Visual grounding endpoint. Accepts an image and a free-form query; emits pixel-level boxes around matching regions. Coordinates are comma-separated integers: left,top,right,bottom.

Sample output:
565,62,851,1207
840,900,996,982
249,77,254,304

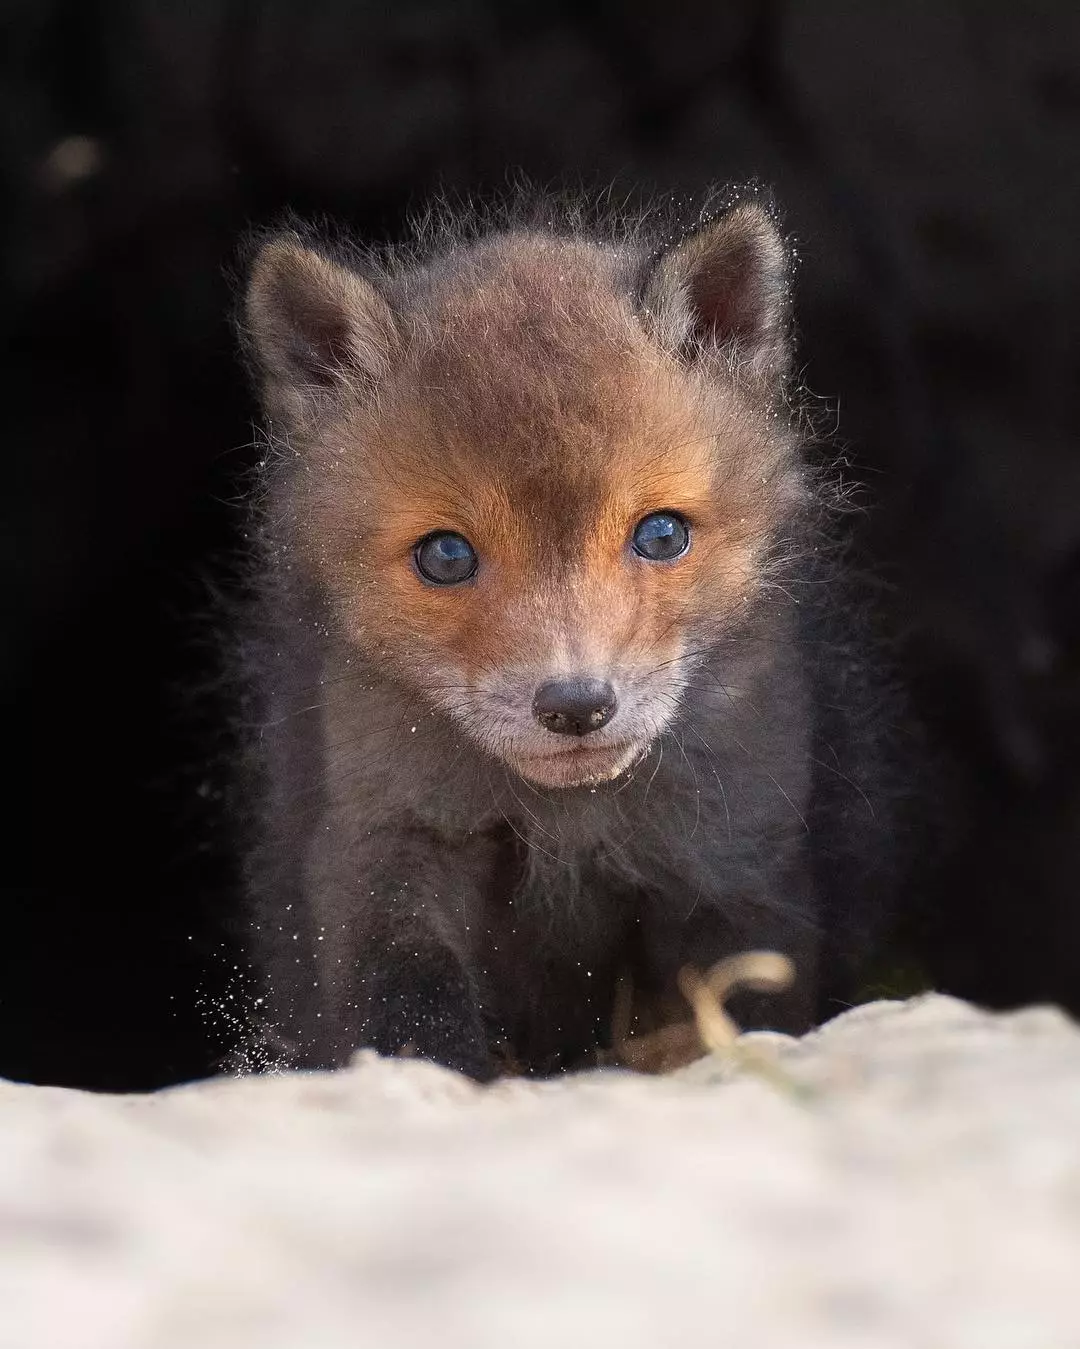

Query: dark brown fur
235,190,903,1078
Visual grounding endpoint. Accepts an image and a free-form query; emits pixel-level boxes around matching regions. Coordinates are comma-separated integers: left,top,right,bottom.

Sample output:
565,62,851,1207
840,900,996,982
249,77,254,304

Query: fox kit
237,191,903,1079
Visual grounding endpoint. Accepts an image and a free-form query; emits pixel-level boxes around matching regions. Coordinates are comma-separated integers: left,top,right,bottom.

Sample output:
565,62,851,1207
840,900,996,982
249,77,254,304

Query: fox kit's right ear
244,237,399,429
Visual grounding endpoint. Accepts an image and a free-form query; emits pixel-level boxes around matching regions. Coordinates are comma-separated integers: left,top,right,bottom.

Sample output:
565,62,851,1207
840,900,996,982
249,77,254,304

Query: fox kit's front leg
302,822,494,1080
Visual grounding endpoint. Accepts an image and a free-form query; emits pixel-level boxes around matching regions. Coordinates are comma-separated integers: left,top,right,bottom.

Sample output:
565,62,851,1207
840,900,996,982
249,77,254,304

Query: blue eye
631,512,690,562
414,531,478,585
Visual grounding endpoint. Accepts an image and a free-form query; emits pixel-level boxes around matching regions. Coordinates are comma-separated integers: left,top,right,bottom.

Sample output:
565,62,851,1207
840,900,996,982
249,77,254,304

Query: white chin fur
512,740,649,790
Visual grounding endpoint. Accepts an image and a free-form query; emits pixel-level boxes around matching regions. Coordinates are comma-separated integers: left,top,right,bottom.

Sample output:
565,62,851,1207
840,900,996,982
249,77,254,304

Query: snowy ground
4,994,1080,1349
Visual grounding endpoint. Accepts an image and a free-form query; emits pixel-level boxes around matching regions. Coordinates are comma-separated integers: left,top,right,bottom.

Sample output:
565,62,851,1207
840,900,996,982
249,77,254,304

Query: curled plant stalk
615,951,810,1096
677,952,796,1050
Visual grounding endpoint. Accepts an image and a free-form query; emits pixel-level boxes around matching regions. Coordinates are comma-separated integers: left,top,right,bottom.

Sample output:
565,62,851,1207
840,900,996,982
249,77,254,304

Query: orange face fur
249,217,801,788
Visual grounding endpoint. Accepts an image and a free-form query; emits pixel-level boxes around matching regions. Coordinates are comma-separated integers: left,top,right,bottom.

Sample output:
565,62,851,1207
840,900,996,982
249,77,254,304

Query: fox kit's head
244,196,804,789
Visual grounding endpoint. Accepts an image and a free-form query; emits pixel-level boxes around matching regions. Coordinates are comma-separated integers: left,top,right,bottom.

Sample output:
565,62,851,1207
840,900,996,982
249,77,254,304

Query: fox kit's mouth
513,739,647,790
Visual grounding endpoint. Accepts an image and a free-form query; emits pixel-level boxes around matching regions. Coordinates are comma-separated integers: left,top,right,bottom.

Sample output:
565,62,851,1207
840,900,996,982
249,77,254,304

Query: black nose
532,676,618,736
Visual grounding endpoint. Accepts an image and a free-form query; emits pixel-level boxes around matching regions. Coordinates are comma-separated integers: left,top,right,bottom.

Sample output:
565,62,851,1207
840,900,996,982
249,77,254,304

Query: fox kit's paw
361,949,494,1082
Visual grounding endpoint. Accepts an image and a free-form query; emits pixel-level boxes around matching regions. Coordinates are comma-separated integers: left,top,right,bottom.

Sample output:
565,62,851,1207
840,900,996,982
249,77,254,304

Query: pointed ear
244,237,399,429
643,202,790,386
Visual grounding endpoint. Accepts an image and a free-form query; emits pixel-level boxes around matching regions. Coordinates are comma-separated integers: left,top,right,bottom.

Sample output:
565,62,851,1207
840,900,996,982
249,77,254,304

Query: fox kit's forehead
368,232,752,520
398,233,656,461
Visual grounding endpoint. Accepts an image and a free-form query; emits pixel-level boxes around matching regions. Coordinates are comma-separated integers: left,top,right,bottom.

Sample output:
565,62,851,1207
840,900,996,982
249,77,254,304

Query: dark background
9,1,1080,1090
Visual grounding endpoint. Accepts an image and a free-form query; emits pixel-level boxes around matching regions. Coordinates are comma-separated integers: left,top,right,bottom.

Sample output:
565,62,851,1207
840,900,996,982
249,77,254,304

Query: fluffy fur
233,187,905,1079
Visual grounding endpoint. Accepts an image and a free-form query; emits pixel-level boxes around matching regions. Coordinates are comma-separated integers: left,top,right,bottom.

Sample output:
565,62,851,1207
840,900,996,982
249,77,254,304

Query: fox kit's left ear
643,201,790,387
